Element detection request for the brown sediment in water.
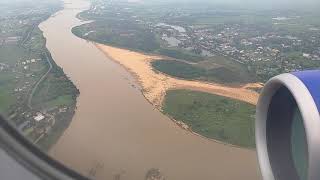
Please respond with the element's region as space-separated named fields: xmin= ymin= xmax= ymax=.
xmin=41 ymin=0 xmax=262 ymax=179
xmin=95 ymin=43 xmax=262 ymax=108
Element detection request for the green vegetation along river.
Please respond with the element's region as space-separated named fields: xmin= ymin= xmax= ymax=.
xmin=163 ymin=89 xmax=256 ymax=148
xmin=0 ymin=0 xmax=78 ymax=151
xmin=40 ymin=0 xmax=261 ymax=179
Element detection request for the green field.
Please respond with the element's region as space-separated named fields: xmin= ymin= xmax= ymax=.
xmin=158 ymin=48 xmax=204 ymax=62
xmin=31 ymin=51 xmax=78 ymax=110
xmin=163 ymin=90 xmax=256 ymax=148
xmin=0 ymin=45 xmax=29 ymax=65
xmin=0 ymin=88 xmax=14 ymax=113
xmin=0 ymin=35 xmax=78 ymax=151
xmin=152 ymin=59 xmax=255 ymax=84
xmin=0 ymin=45 xmax=28 ymax=113
xmin=0 ymin=73 xmax=15 ymax=112
xmin=44 ymin=95 xmax=74 ymax=108
xmin=152 ymin=60 xmax=205 ymax=79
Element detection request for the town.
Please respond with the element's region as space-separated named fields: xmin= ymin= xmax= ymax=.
xmin=84 ymin=0 xmax=320 ymax=82
xmin=0 ymin=0 xmax=79 ymax=151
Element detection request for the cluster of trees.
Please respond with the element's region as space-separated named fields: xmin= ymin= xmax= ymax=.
xmin=152 ymin=60 xmax=248 ymax=83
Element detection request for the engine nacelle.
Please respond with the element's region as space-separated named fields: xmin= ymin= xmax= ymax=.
xmin=256 ymin=70 xmax=320 ymax=180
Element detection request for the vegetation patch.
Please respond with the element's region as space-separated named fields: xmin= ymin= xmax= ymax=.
xmin=0 ymin=88 xmax=13 ymax=113
xmin=152 ymin=59 xmax=254 ymax=84
xmin=158 ymin=48 xmax=204 ymax=62
xmin=72 ymin=21 xmax=160 ymax=53
xmin=0 ymin=30 xmax=78 ymax=151
xmin=72 ymin=22 xmax=206 ymax=62
xmin=163 ymin=89 xmax=256 ymax=148
xmin=152 ymin=60 xmax=205 ymax=79
xmin=44 ymin=95 xmax=74 ymax=108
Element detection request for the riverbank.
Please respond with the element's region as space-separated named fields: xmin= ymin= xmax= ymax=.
xmin=95 ymin=43 xmax=261 ymax=108
xmin=163 ymin=89 xmax=256 ymax=148
xmin=0 ymin=0 xmax=78 ymax=151
xmin=42 ymin=0 xmax=261 ymax=179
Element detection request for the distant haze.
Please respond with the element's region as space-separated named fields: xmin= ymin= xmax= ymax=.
xmin=215 ymin=0 xmax=320 ymax=6
xmin=150 ymin=0 xmax=319 ymax=4
xmin=147 ymin=0 xmax=320 ymax=9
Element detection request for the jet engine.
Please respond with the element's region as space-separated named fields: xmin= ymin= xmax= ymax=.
xmin=256 ymin=70 xmax=320 ymax=180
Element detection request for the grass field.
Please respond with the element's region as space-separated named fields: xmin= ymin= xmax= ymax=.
xmin=0 ymin=42 xmax=78 ymax=151
xmin=158 ymin=48 xmax=204 ymax=62
xmin=152 ymin=59 xmax=255 ymax=84
xmin=0 ymin=88 xmax=13 ymax=113
xmin=0 ymin=45 xmax=29 ymax=65
xmin=32 ymin=52 xmax=78 ymax=110
xmin=163 ymin=89 xmax=256 ymax=148
xmin=45 ymin=95 xmax=74 ymax=108
xmin=152 ymin=60 xmax=205 ymax=79
xmin=0 ymin=72 xmax=15 ymax=112
xmin=0 ymin=45 xmax=28 ymax=114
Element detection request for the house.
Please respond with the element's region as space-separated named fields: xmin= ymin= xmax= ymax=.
xmin=303 ymin=53 xmax=311 ymax=59
xmin=34 ymin=113 xmax=45 ymax=122
xmin=5 ymin=36 xmax=20 ymax=44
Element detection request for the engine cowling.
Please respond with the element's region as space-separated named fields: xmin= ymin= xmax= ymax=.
xmin=256 ymin=70 xmax=320 ymax=180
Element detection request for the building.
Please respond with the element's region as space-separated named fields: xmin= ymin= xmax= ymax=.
xmin=303 ymin=53 xmax=311 ymax=59
xmin=5 ymin=36 xmax=21 ymax=44
xmin=34 ymin=113 xmax=45 ymax=122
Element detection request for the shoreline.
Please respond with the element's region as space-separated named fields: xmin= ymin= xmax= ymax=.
xmin=43 ymin=0 xmax=260 ymax=177
xmin=18 ymin=5 xmax=79 ymax=151
xmin=95 ymin=43 xmax=261 ymax=107
xmin=164 ymin=111 xmax=256 ymax=150
xmin=42 ymin=1 xmax=261 ymax=178
xmin=95 ymin=42 xmax=260 ymax=149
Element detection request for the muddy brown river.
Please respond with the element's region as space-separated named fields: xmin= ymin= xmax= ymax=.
xmin=39 ymin=0 xmax=261 ymax=179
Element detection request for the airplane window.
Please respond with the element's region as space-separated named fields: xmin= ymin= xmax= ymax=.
xmin=0 ymin=0 xmax=319 ymax=179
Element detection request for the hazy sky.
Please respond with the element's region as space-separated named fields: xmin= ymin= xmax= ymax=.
xmin=223 ymin=0 xmax=319 ymax=5
xmin=218 ymin=0 xmax=318 ymax=3
xmin=152 ymin=0 xmax=320 ymax=9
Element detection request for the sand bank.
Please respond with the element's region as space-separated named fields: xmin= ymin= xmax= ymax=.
xmin=95 ymin=43 xmax=261 ymax=107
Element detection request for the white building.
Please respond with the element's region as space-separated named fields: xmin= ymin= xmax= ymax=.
xmin=303 ymin=53 xmax=311 ymax=58
xmin=34 ymin=113 xmax=45 ymax=122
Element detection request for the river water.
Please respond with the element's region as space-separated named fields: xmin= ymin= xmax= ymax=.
xmin=39 ymin=0 xmax=261 ymax=179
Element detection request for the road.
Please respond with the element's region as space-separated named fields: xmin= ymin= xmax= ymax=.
xmin=27 ymin=52 xmax=52 ymax=109
xmin=28 ymin=52 xmax=56 ymax=144
xmin=19 ymin=20 xmax=54 ymax=109
xmin=19 ymin=19 xmax=58 ymax=145
xmin=20 ymin=23 xmax=37 ymax=46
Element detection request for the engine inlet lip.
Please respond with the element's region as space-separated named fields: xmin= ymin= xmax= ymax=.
xmin=256 ymin=73 xmax=320 ymax=180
